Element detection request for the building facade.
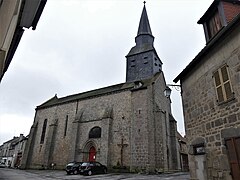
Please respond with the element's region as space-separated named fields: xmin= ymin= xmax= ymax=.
xmin=0 ymin=134 xmax=28 ymax=168
xmin=177 ymin=132 xmax=189 ymax=172
xmin=21 ymin=5 xmax=181 ymax=173
xmin=174 ymin=0 xmax=240 ymax=179
xmin=0 ymin=0 xmax=47 ymax=82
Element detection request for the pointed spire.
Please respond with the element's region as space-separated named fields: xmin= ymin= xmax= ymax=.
xmin=126 ymin=2 xmax=162 ymax=83
xmin=137 ymin=2 xmax=152 ymax=36
xmin=126 ymin=2 xmax=155 ymax=57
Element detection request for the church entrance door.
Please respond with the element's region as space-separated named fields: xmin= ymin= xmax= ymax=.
xmin=89 ymin=146 xmax=96 ymax=161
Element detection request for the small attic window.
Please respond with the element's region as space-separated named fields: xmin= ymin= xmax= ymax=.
xmin=205 ymin=10 xmax=223 ymax=40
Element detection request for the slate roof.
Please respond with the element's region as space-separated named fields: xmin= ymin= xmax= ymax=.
xmin=37 ymin=72 xmax=162 ymax=109
xmin=198 ymin=0 xmax=240 ymax=24
xmin=126 ymin=4 xmax=155 ymax=57
xmin=127 ymin=44 xmax=155 ymax=57
xmin=137 ymin=4 xmax=152 ymax=36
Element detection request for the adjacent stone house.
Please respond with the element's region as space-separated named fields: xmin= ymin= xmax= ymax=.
xmin=177 ymin=132 xmax=189 ymax=172
xmin=174 ymin=0 xmax=240 ymax=179
xmin=21 ymin=4 xmax=181 ymax=173
xmin=0 ymin=134 xmax=28 ymax=168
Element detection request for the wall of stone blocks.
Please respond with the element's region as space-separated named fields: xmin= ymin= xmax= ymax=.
xmin=126 ymin=51 xmax=162 ymax=82
xmin=181 ymin=22 xmax=240 ymax=180
xmin=24 ymin=73 xmax=179 ymax=172
xmin=26 ymin=90 xmax=134 ymax=169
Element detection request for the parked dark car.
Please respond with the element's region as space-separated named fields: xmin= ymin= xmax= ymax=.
xmin=0 ymin=162 xmax=6 ymax=168
xmin=79 ymin=162 xmax=107 ymax=176
xmin=65 ymin=162 xmax=82 ymax=175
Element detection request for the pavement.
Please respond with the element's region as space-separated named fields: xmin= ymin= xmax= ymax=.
xmin=0 ymin=168 xmax=190 ymax=180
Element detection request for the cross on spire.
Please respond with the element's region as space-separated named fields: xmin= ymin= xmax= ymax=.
xmin=143 ymin=1 xmax=146 ymax=5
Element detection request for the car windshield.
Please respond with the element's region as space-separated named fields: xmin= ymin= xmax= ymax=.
xmin=81 ymin=162 xmax=90 ymax=166
xmin=67 ymin=163 xmax=75 ymax=166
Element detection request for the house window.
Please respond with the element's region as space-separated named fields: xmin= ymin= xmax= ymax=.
xmin=213 ymin=65 xmax=234 ymax=103
xmin=64 ymin=115 xmax=68 ymax=137
xmin=40 ymin=119 xmax=47 ymax=144
xmin=89 ymin=127 xmax=101 ymax=139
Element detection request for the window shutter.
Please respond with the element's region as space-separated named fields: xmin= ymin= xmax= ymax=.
xmin=224 ymin=82 xmax=233 ymax=100
xmin=214 ymin=70 xmax=224 ymax=103
xmin=221 ymin=65 xmax=233 ymax=100
xmin=221 ymin=66 xmax=229 ymax=82
xmin=214 ymin=71 xmax=221 ymax=86
xmin=213 ymin=65 xmax=233 ymax=103
xmin=217 ymin=86 xmax=224 ymax=103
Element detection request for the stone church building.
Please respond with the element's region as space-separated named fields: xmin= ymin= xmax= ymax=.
xmin=21 ymin=4 xmax=180 ymax=172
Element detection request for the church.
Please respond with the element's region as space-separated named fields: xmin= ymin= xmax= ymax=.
xmin=21 ymin=4 xmax=180 ymax=173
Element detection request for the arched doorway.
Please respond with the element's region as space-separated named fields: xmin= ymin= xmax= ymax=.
xmin=89 ymin=146 xmax=96 ymax=161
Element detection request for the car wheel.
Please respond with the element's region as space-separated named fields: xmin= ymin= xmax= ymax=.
xmin=73 ymin=170 xmax=78 ymax=175
xmin=103 ymin=168 xmax=107 ymax=174
xmin=88 ymin=170 xmax=92 ymax=176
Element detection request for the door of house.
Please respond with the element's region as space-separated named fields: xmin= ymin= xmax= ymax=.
xmin=182 ymin=154 xmax=189 ymax=171
xmin=225 ymin=137 xmax=240 ymax=180
xmin=89 ymin=146 xmax=96 ymax=161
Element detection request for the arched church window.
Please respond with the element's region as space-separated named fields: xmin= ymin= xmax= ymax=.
xmin=40 ymin=119 xmax=47 ymax=144
xmin=89 ymin=127 xmax=101 ymax=139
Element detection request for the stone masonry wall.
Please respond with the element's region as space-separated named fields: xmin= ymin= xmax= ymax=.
xmin=26 ymin=73 xmax=178 ymax=172
xmin=181 ymin=22 xmax=240 ymax=180
xmin=130 ymin=88 xmax=150 ymax=171
xmin=28 ymin=90 xmax=132 ymax=169
xmin=75 ymin=90 xmax=132 ymax=168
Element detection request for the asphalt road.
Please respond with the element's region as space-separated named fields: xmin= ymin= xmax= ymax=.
xmin=0 ymin=168 xmax=190 ymax=180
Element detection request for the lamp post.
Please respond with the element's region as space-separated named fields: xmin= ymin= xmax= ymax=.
xmin=164 ymin=84 xmax=181 ymax=98
xmin=164 ymin=86 xmax=172 ymax=98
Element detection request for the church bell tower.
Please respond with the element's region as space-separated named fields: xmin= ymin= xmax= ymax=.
xmin=126 ymin=3 xmax=162 ymax=82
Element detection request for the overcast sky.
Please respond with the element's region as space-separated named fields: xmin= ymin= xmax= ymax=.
xmin=0 ymin=0 xmax=212 ymax=144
